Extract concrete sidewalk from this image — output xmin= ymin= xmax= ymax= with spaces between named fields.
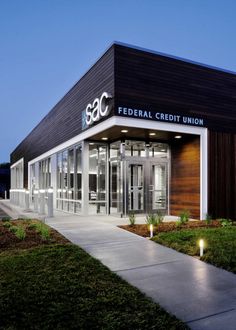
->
xmin=1 ymin=200 xmax=236 ymax=330
xmin=0 ymin=202 xmax=11 ymax=219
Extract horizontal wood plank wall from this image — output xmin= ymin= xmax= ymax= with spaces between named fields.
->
xmin=208 ymin=131 xmax=236 ymax=220
xmin=114 ymin=45 xmax=236 ymax=133
xmin=170 ymin=137 xmax=200 ymax=219
xmin=11 ymin=46 xmax=115 ymax=187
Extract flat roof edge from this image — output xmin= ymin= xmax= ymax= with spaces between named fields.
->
xmin=113 ymin=41 xmax=236 ymax=76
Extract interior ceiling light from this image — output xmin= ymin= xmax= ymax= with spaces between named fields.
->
xmin=174 ymin=135 xmax=182 ymax=139
xmin=149 ymin=132 xmax=156 ymax=136
xmin=101 ymin=137 xmax=108 ymax=140
xmin=89 ymin=142 xmax=95 ymax=145
xmin=121 ymin=129 xmax=128 ymax=133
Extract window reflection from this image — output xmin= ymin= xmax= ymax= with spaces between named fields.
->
xmin=56 ymin=144 xmax=82 ymax=213
xmin=39 ymin=158 xmax=51 ymax=189
xmin=89 ymin=143 xmax=107 ymax=214
xmin=125 ymin=141 xmax=146 ymax=157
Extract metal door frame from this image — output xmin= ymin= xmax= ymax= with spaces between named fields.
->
xmin=124 ymin=158 xmax=168 ymax=216
xmin=148 ymin=160 xmax=168 ymax=214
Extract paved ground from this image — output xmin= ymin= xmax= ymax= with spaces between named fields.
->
xmin=1 ymin=200 xmax=236 ymax=330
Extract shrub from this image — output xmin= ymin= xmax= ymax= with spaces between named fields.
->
xmin=219 ymin=218 xmax=232 ymax=227
xmin=27 ymin=223 xmax=37 ymax=230
xmin=9 ymin=225 xmax=18 ymax=234
xmin=15 ymin=226 xmax=26 ymax=240
xmin=22 ymin=219 xmax=32 ymax=225
xmin=3 ymin=222 xmax=12 ymax=228
xmin=175 ymin=220 xmax=182 ymax=227
xmin=156 ymin=211 xmax=164 ymax=224
xmin=128 ymin=212 xmax=136 ymax=226
xmin=205 ymin=213 xmax=212 ymax=224
xmin=178 ymin=209 xmax=190 ymax=224
xmin=1 ymin=217 xmax=11 ymax=222
xmin=146 ymin=214 xmax=158 ymax=226
xmin=35 ymin=222 xmax=51 ymax=240
xmin=40 ymin=226 xmax=50 ymax=240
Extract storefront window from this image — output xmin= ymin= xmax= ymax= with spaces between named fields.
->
xmin=11 ymin=159 xmax=24 ymax=189
xmin=39 ymin=158 xmax=51 ymax=189
xmin=110 ymin=141 xmax=121 ymax=158
xmin=88 ymin=143 xmax=107 ymax=214
xmin=125 ymin=141 xmax=146 ymax=157
xmin=75 ymin=145 xmax=82 ymax=213
xmin=149 ymin=142 xmax=168 ymax=158
xmin=56 ymin=144 xmax=82 ymax=213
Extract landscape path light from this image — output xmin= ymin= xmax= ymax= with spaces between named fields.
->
xmin=199 ymin=239 xmax=204 ymax=257
xmin=150 ymin=224 xmax=153 ymax=238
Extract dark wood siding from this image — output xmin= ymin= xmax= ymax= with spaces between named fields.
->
xmin=170 ymin=137 xmax=200 ymax=219
xmin=114 ymin=44 xmax=236 ymax=133
xmin=208 ymin=131 xmax=236 ymax=220
xmin=11 ymin=46 xmax=115 ymax=186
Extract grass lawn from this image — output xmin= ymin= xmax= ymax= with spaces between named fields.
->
xmin=0 ymin=242 xmax=188 ymax=329
xmin=152 ymin=227 xmax=236 ymax=273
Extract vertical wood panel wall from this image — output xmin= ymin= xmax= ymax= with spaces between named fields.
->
xmin=208 ymin=131 xmax=236 ymax=220
xmin=170 ymin=137 xmax=200 ymax=218
xmin=114 ymin=44 xmax=236 ymax=133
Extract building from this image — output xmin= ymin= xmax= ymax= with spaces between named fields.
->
xmin=10 ymin=43 xmax=236 ymax=220
xmin=0 ymin=163 xmax=10 ymax=199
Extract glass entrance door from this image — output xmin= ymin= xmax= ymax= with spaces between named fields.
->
xmin=126 ymin=160 xmax=168 ymax=215
xmin=128 ymin=164 xmax=144 ymax=212
xmin=109 ymin=140 xmax=169 ymax=216
xmin=110 ymin=160 xmax=122 ymax=213
xmin=149 ymin=163 xmax=167 ymax=212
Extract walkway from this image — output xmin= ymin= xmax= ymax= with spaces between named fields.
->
xmin=1 ymin=200 xmax=236 ymax=330
xmin=47 ymin=215 xmax=236 ymax=330
xmin=0 ymin=202 xmax=11 ymax=219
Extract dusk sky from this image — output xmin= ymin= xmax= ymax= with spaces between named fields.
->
xmin=1 ymin=0 xmax=236 ymax=163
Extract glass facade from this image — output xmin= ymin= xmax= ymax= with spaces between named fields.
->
xmin=56 ymin=142 xmax=108 ymax=215
xmin=11 ymin=159 xmax=24 ymax=189
xmin=88 ymin=143 xmax=108 ymax=214
xmin=26 ymin=139 xmax=169 ymax=217
xmin=56 ymin=144 xmax=82 ymax=213
xmin=125 ymin=140 xmax=146 ymax=157
xmin=39 ymin=158 xmax=51 ymax=189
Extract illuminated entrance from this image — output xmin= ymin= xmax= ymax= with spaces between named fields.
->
xmin=110 ymin=140 xmax=169 ymax=216
xmin=127 ymin=161 xmax=167 ymax=213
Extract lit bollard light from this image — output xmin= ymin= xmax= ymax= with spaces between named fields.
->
xmin=39 ymin=189 xmax=46 ymax=215
xmin=34 ymin=190 xmax=39 ymax=212
xmin=199 ymin=239 xmax=204 ymax=257
xmin=150 ymin=224 xmax=153 ymax=238
xmin=25 ymin=190 xmax=30 ymax=210
xmin=47 ymin=187 xmax=54 ymax=218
